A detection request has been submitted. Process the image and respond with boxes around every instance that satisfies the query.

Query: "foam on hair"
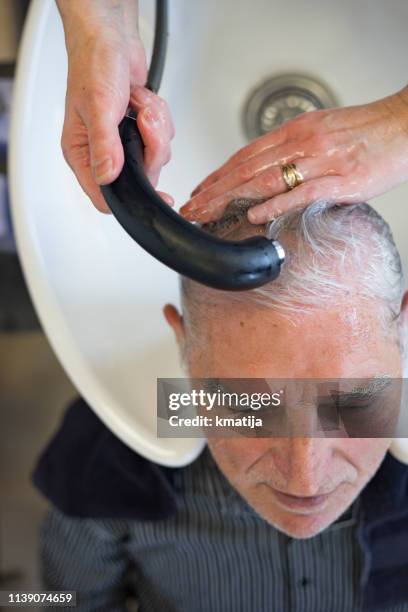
[182,200,404,329]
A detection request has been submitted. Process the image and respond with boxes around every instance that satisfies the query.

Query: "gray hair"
[181,200,404,332]
[263,201,403,321]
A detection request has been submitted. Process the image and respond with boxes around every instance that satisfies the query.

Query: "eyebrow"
[201,377,396,405]
[325,377,394,405]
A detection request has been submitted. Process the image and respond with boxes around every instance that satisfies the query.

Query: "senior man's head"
[164,200,408,539]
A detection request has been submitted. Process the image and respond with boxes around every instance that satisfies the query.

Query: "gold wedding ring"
[281,163,304,191]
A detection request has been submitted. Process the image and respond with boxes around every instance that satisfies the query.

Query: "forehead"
[198,296,400,379]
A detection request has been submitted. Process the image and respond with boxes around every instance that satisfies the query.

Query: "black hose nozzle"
[101,117,284,291]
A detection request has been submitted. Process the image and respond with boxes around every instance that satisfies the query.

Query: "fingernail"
[133,87,153,103]
[93,157,113,184]
[248,209,261,223]
[161,193,175,206]
[179,206,189,217]
[142,106,161,126]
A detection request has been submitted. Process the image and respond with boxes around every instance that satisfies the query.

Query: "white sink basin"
[10,0,408,465]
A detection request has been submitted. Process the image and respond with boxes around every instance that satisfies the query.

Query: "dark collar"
[360,451,408,529]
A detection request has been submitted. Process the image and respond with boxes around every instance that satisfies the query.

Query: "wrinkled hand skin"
[56,0,175,212]
[180,88,408,224]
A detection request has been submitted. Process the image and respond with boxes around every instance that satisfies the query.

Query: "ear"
[163,304,185,348]
[400,291,408,334]
[398,291,408,361]
[389,292,408,465]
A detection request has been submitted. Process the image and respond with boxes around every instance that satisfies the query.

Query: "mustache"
[247,463,358,496]
[257,480,341,497]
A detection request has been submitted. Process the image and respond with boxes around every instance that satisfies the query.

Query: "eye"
[338,403,373,412]
[228,405,252,413]
[201,379,221,394]
[227,403,280,414]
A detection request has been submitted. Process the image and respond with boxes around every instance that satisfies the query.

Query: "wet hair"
[182,200,404,323]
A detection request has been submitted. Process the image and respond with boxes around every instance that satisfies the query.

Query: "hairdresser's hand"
[180,88,408,224]
[56,0,175,212]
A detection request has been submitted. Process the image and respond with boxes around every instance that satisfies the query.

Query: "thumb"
[83,96,126,185]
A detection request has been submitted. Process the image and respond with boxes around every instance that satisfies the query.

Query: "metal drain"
[242,74,338,140]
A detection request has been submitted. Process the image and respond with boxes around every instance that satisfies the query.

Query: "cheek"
[207,439,271,480]
[208,438,391,483]
[339,438,391,474]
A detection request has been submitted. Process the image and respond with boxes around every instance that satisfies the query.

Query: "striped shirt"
[41,447,408,612]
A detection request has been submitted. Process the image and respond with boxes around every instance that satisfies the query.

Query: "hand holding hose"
[56,0,175,212]
[180,87,408,224]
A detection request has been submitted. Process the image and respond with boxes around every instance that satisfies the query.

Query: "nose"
[284,437,332,497]
[284,380,322,437]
